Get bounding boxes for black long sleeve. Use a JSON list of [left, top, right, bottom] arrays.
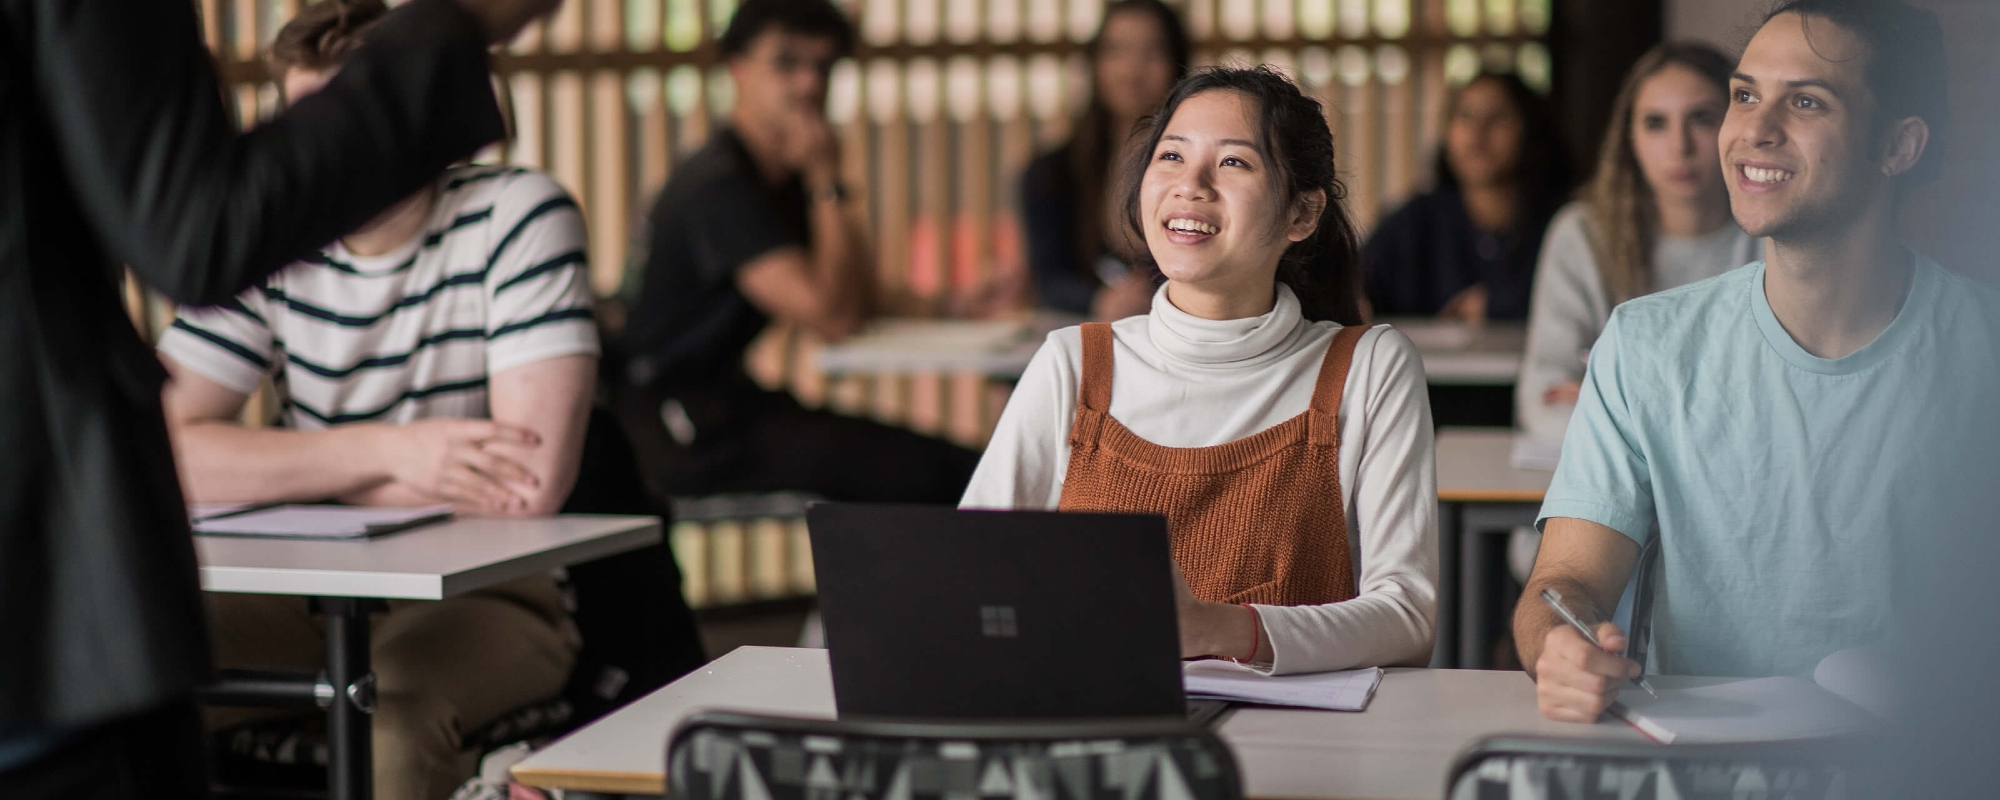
[[0, 0, 510, 729], [28, 0, 505, 305]]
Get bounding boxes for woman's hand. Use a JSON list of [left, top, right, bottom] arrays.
[[1171, 562, 1267, 662], [1543, 380, 1584, 406], [1438, 283, 1489, 323]]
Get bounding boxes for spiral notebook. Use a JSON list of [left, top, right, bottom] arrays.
[[1183, 660, 1384, 712], [193, 504, 454, 540], [1609, 676, 1880, 744]]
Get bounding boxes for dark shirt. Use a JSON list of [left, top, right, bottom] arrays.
[[623, 128, 808, 390], [1362, 185, 1553, 320], [1020, 144, 1106, 316], [0, 0, 502, 731]]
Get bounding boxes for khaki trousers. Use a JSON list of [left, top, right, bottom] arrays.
[[205, 576, 579, 800]]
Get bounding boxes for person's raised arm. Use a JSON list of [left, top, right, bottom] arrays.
[[32, 0, 534, 304], [736, 116, 873, 341], [1514, 517, 1640, 722]]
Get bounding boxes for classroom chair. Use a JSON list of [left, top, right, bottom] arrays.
[[665, 711, 1242, 800], [1442, 735, 1859, 800]]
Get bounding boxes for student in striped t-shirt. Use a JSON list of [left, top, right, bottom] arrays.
[[154, 3, 595, 798]]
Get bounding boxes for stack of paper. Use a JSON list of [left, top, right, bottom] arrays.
[[189, 502, 266, 522], [1510, 435, 1564, 471], [1183, 661, 1384, 712], [1610, 677, 1880, 744], [194, 504, 454, 540]]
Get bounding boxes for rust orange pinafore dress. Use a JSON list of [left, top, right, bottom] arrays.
[[1056, 322, 1366, 606]]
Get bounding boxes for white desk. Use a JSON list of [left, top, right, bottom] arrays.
[[1382, 319, 1526, 386], [816, 315, 1080, 378], [1432, 429, 1554, 670], [817, 317, 1525, 386], [197, 514, 662, 800], [198, 514, 663, 599], [1436, 428, 1553, 504], [511, 646, 1644, 799]]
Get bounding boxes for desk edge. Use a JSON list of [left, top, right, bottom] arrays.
[[438, 522, 661, 598], [510, 764, 666, 795], [1437, 490, 1546, 504]]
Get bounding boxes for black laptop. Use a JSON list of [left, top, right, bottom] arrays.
[[807, 503, 1185, 720]]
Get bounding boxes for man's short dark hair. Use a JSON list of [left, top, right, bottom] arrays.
[[1762, 0, 1951, 184], [718, 0, 857, 60]]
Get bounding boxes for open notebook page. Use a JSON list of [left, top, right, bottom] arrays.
[[1183, 660, 1384, 712], [194, 504, 454, 539], [1610, 677, 1880, 744]]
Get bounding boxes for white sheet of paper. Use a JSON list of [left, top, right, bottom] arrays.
[[1182, 660, 1384, 712], [194, 504, 454, 539], [1391, 321, 1477, 351], [188, 502, 263, 522], [1610, 676, 1879, 744], [1813, 647, 1897, 719], [1509, 435, 1564, 471]]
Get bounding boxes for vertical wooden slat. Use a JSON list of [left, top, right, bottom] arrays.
[[588, 0, 631, 296], [551, 70, 589, 215], [202, 0, 227, 53], [549, 0, 586, 53], [233, 0, 261, 60], [638, 72, 673, 195], [1383, 50, 1418, 205], [508, 73, 549, 170], [1345, 62, 1382, 229], [872, 60, 912, 301], [1417, 46, 1448, 180]]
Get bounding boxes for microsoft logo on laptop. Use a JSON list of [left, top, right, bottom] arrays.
[[979, 605, 1018, 638]]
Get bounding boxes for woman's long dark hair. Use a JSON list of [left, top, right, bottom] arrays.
[[1066, 0, 1191, 272], [1116, 66, 1365, 325], [1433, 72, 1573, 234]]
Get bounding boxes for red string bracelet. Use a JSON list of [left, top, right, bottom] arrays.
[[1235, 603, 1261, 664]]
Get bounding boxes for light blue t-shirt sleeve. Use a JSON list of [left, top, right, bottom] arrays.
[[1537, 309, 1656, 543]]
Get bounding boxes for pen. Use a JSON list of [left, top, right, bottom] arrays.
[[1540, 588, 1657, 698]]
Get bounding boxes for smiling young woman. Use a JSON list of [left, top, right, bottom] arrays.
[[961, 67, 1439, 675]]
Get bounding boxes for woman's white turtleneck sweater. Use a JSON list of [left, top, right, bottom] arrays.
[[961, 284, 1438, 673]]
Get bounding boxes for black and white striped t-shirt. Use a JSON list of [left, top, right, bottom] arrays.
[[159, 165, 599, 428]]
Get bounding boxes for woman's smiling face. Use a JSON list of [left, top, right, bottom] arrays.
[[1139, 89, 1319, 296]]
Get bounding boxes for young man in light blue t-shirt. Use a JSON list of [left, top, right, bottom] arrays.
[[1515, 0, 2000, 724]]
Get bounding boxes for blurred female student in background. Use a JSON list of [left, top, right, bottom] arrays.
[[966, 67, 1437, 674], [1019, 0, 1188, 320], [1364, 72, 1571, 322], [1516, 43, 1760, 443]]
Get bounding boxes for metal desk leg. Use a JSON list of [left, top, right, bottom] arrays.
[[1430, 502, 1462, 668], [1459, 524, 1496, 669], [1457, 503, 1546, 670], [315, 597, 379, 800]]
